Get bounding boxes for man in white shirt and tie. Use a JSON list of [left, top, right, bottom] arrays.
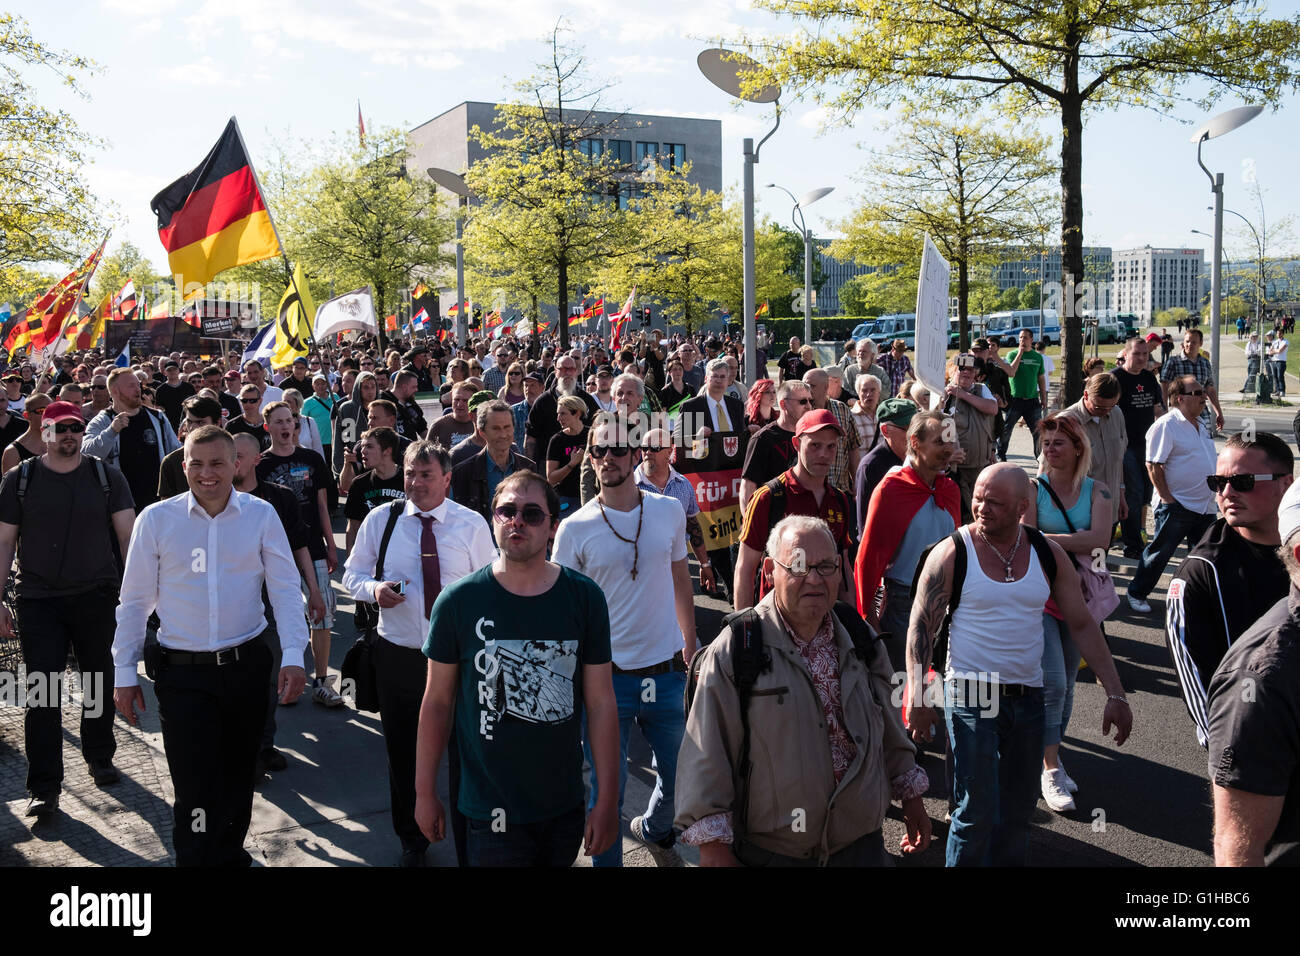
[[343, 439, 496, 867], [113, 425, 310, 867]]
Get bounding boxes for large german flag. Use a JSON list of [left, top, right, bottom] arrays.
[[151, 118, 280, 288]]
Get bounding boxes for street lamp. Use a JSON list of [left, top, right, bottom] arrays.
[[1191, 104, 1263, 391], [765, 183, 834, 344], [426, 166, 474, 346], [698, 48, 781, 385], [1214, 205, 1266, 338]]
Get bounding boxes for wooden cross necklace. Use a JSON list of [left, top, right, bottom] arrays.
[[598, 488, 645, 580]]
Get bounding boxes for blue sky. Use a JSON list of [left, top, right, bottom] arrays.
[[20, 1, 1300, 277]]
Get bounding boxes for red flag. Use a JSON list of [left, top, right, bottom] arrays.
[[357, 100, 366, 148], [5, 239, 107, 352]]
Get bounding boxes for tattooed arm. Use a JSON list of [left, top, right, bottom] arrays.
[[904, 538, 955, 742], [685, 515, 716, 593]]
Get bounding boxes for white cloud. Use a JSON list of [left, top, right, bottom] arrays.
[[102, 0, 179, 13], [159, 56, 234, 87]]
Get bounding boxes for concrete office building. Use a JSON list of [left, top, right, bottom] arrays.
[[407, 101, 723, 321], [814, 239, 872, 315], [1112, 247, 1203, 324], [990, 246, 1113, 311]]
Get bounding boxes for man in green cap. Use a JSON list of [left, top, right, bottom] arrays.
[[854, 398, 917, 536]]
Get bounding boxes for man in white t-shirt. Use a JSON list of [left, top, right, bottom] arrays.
[[1126, 376, 1219, 613], [553, 412, 698, 868], [1270, 335, 1289, 397]]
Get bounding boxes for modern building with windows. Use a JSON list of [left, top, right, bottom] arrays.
[[990, 246, 1113, 311], [1112, 247, 1203, 323], [814, 239, 873, 315]]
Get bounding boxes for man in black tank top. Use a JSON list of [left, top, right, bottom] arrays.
[[903, 463, 1134, 866]]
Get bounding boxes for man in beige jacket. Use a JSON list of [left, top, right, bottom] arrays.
[[676, 514, 931, 866]]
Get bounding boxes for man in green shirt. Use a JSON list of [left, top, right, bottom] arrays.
[[997, 329, 1048, 461], [415, 470, 620, 867]]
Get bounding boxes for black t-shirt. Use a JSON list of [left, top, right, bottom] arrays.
[[978, 363, 1011, 407], [741, 421, 796, 486], [0, 457, 134, 598], [118, 409, 165, 513], [0, 413, 27, 451], [658, 383, 689, 411], [248, 478, 310, 628], [226, 415, 271, 451], [429, 414, 476, 449], [547, 428, 588, 499], [256, 447, 330, 560], [281, 375, 315, 400], [856, 441, 904, 524], [154, 380, 195, 431], [344, 468, 406, 521], [216, 390, 242, 426], [1207, 589, 1300, 865], [1115, 367, 1162, 450]]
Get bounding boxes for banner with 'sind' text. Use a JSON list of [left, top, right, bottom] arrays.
[[674, 432, 746, 551]]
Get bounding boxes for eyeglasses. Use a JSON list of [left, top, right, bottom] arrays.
[[589, 444, 632, 459], [241, 397, 258, 404], [493, 503, 551, 526], [788, 397, 811, 406], [50, 421, 85, 434], [643, 444, 670, 452], [1206, 473, 1287, 493], [1178, 389, 1206, 397], [772, 557, 841, 579]]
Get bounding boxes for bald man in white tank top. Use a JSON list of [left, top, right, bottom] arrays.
[[904, 463, 1134, 867]]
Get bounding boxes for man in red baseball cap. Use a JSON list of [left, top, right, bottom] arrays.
[[732, 408, 853, 609], [0, 399, 136, 819]]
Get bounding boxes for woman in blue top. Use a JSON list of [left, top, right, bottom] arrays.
[[1024, 413, 1113, 814]]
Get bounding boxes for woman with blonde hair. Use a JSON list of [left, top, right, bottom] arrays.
[[1023, 412, 1113, 814]]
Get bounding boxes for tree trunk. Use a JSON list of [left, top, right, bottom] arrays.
[[558, 253, 570, 351], [1059, 31, 1085, 408]]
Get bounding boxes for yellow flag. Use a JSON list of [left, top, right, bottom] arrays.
[[271, 263, 315, 368]]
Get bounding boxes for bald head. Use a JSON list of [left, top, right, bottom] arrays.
[[972, 462, 1031, 535]]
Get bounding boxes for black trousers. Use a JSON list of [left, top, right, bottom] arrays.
[[260, 623, 281, 751], [154, 637, 270, 867], [16, 589, 118, 796], [373, 637, 465, 862]]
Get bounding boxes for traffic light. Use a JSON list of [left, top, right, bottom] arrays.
[[641, 306, 651, 327]]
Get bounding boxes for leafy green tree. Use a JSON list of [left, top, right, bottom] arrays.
[[90, 242, 165, 308], [827, 112, 1055, 350], [740, 0, 1300, 403], [296, 127, 452, 348], [463, 26, 637, 349], [1018, 280, 1044, 312], [0, 264, 57, 310], [0, 14, 108, 274]]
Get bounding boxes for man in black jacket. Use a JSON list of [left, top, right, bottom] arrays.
[[451, 400, 536, 523], [523, 355, 598, 462], [1167, 431, 1293, 747]]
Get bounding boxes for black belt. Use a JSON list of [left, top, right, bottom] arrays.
[[613, 650, 685, 677], [159, 636, 261, 667], [951, 678, 1038, 698]]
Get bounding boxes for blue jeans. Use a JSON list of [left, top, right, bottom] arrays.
[[1245, 355, 1260, 391], [1040, 614, 1080, 748], [583, 668, 686, 867], [944, 684, 1045, 867], [1271, 360, 1287, 395], [1118, 447, 1150, 554], [998, 397, 1043, 461], [464, 805, 585, 867], [1128, 500, 1216, 601]]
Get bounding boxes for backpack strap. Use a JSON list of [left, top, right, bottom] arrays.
[[909, 530, 967, 671], [762, 474, 787, 530], [1024, 525, 1058, 583], [374, 498, 405, 581], [15, 457, 34, 502], [719, 607, 767, 844]]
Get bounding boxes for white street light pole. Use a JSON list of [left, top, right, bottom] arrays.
[[766, 183, 834, 345], [1191, 105, 1262, 391], [1219, 205, 1265, 337], [698, 48, 781, 386], [426, 166, 474, 346]]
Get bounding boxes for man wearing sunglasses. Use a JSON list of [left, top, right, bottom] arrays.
[[1166, 431, 1293, 748], [553, 414, 698, 867], [1127, 376, 1219, 614], [0, 401, 136, 819]]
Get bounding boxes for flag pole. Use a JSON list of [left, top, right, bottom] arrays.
[[229, 117, 317, 352]]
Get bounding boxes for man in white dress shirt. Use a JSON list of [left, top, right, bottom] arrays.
[[112, 425, 309, 867], [343, 439, 496, 867]]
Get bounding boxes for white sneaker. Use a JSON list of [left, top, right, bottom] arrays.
[[1041, 768, 1076, 812], [1056, 760, 1079, 793], [313, 675, 344, 708], [630, 815, 684, 867], [1127, 593, 1151, 614]]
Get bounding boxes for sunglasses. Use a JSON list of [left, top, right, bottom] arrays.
[[50, 421, 85, 434], [589, 444, 632, 459], [241, 397, 259, 404], [788, 397, 811, 406], [643, 444, 670, 452], [1179, 389, 1206, 397], [1206, 473, 1286, 493], [493, 503, 551, 526]]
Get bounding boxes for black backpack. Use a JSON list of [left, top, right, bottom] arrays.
[[16, 454, 121, 572], [683, 600, 881, 843], [908, 526, 1058, 672]]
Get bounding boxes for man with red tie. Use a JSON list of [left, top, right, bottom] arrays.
[[343, 440, 496, 867]]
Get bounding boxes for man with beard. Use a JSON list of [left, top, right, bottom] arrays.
[[84, 367, 181, 513], [524, 354, 599, 463]]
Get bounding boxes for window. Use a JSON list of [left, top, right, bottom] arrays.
[[579, 138, 603, 160], [608, 139, 632, 164], [662, 143, 686, 171], [636, 141, 658, 166]]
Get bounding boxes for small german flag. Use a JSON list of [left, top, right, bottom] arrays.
[[151, 118, 281, 289]]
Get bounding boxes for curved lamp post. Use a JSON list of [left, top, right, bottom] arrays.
[[1191, 105, 1262, 390], [698, 48, 781, 385], [427, 166, 474, 346], [766, 183, 834, 343]]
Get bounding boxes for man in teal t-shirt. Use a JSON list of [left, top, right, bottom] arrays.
[[997, 328, 1049, 461], [416, 470, 620, 867]]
